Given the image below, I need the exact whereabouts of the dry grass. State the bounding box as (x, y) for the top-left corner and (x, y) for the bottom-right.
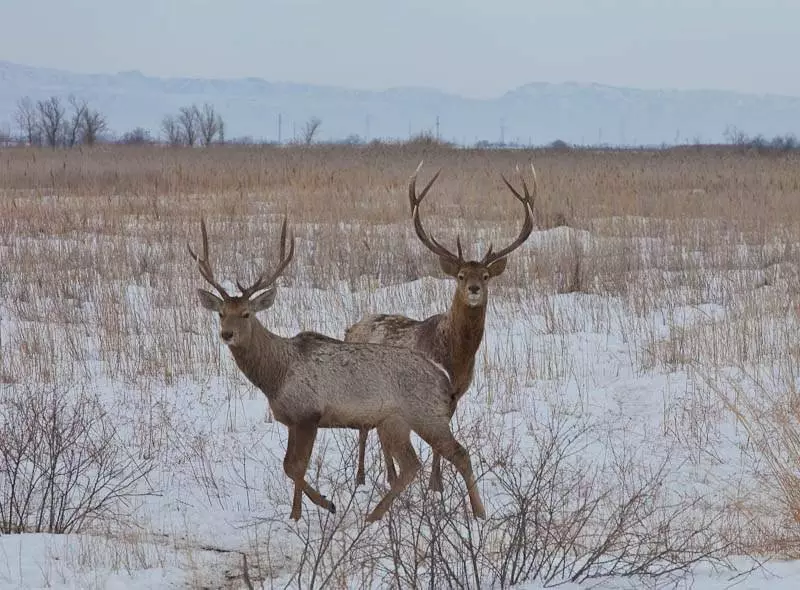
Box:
(2, 143), (800, 584)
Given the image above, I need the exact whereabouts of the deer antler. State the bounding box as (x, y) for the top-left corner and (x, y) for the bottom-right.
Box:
(188, 218), (233, 300)
(409, 161), (464, 264)
(237, 216), (295, 298)
(482, 163), (537, 265)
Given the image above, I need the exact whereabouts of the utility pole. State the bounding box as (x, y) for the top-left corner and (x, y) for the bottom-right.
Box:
(500, 118), (506, 145)
(435, 115), (440, 140)
(365, 114), (370, 141)
(278, 113), (282, 144)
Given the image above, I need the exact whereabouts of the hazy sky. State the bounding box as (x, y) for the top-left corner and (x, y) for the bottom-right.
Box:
(1, 0), (797, 98)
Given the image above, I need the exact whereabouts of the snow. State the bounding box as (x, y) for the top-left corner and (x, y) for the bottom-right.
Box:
(2, 221), (800, 588)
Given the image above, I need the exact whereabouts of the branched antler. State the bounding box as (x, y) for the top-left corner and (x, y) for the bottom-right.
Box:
(409, 161), (464, 264)
(483, 163), (537, 265)
(237, 216), (295, 298)
(188, 218), (232, 299)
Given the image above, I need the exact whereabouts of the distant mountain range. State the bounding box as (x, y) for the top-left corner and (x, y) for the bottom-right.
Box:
(1, 60), (799, 146)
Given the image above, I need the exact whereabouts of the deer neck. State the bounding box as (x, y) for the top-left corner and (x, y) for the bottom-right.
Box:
(445, 295), (486, 393)
(227, 321), (292, 401)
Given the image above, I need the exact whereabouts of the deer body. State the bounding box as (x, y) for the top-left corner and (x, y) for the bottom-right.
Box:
(346, 162), (536, 489)
(190, 217), (485, 523)
(227, 324), (454, 429)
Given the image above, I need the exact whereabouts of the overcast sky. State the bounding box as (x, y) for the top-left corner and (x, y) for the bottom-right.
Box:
(1, 0), (796, 98)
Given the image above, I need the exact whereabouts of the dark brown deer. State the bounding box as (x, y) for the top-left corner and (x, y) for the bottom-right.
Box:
(189, 217), (485, 522)
(345, 162), (536, 489)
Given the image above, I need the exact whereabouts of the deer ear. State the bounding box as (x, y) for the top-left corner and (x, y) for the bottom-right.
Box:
(487, 257), (508, 277)
(197, 289), (224, 312)
(438, 257), (460, 277)
(249, 287), (277, 312)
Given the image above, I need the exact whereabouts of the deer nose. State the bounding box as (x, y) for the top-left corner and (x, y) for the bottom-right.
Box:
(468, 285), (481, 294)
(220, 330), (234, 342)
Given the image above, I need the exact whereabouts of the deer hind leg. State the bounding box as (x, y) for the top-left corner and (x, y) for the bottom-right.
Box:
(417, 423), (486, 519)
(356, 428), (368, 486)
(383, 441), (398, 485)
(365, 419), (421, 523)
(283, 423), (336, 520)
(428, 451), (443, 492)
(357, 427), (398, 487)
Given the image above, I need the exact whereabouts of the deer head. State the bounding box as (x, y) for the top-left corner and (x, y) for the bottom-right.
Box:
(189, 217), (295, 347)
(408, 161), (536, 308)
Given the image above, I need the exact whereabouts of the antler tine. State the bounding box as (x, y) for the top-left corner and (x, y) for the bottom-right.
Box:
(409, 164), (462, 263)
(483, 163), (537, 265)
(240, 216), (296, 298)
(408, 160), (442, 213)
(188, 218), (232, 299)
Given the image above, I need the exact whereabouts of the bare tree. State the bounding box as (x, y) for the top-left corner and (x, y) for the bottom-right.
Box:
(161, 115), (183, 146)
(66, 95), (88, 147)
(196, 103), (224, 146)
(14, 97), (41, 146)
(82, 108), (108, 145)
(178, 106), (198, 146)
(119, 127), (153, 145)
(37, 96), (66, 148)
(302, 116), (322, 145)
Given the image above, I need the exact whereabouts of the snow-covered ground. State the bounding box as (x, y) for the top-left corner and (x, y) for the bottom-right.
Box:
(2, 215), (800, 588)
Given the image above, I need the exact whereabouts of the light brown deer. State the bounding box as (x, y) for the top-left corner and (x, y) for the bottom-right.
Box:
(346, 162), (536, 490)
(189, 217), (485, 522)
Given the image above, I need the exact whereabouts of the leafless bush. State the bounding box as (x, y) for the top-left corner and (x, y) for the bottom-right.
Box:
(249, 415), (730, 589)
(0, 382), (154, 534)
(302, 117), (322, 145)
(119, 127), (154, 145)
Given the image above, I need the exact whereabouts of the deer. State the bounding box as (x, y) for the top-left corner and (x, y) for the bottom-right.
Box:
(188, 216), (486, 523)
(345, 162), (536, 490)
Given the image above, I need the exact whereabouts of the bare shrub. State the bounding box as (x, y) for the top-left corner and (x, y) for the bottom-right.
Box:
(302, 117), (322, 145)
(248, 415), (730, 588)
(119, 127), (154, 145)
(0, 382), (154, 534)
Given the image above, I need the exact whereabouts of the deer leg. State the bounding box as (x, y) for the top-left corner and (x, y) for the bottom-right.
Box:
(428, 451), (443, 492)
(356, 428), (368, 486)
(365, 420), (421, 523)
(383, 441), (398, 486)
(418, 424), (486, 519)
(283, 423), (335, 520)
(283, 426), (304, 520)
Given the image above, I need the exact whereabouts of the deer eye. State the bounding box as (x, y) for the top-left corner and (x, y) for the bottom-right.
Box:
(242, 311), (251, 318)
(482, 272), (490, 281)
(457, 273), (465, 281)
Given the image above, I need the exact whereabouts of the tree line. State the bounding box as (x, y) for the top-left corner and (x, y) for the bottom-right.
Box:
(2, 96), (327, 148)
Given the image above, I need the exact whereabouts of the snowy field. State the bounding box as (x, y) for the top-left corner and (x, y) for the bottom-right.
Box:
(1, 147), (800, 588)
